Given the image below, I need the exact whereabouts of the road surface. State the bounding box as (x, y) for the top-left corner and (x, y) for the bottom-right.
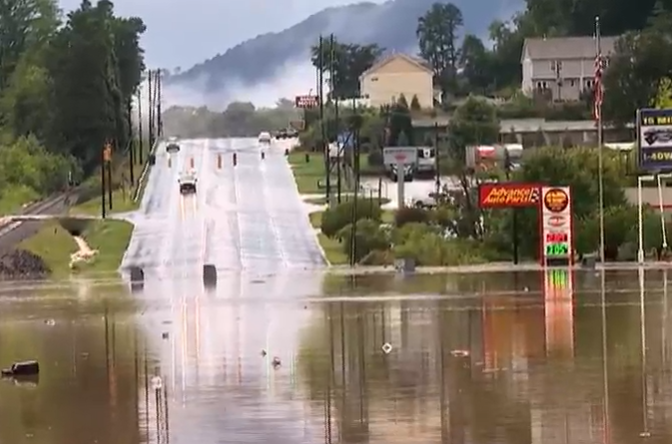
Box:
(121, 138), (326, 279)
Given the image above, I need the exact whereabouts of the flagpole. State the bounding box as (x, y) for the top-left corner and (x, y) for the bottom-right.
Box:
(596, 15), (606, 264)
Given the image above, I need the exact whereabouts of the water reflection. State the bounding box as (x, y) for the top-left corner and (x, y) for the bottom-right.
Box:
(300, 269), (672, 444)
(2, 269), (672, 443)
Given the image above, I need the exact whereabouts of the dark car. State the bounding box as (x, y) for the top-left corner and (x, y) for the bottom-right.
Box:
(644, 128), (672, 145)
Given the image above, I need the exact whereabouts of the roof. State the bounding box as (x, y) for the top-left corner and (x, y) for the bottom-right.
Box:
(360, 53), (433, 79)
(521, 36), (619, 62)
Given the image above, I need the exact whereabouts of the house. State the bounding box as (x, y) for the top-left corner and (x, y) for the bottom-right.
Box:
(359, 53), (435, 108)
(520, 36), (618, 101)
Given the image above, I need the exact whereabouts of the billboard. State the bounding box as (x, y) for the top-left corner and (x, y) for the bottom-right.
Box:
(478, 183), (541, 208)
(295, 95), (319, 108)
(637, 108), (672, 171)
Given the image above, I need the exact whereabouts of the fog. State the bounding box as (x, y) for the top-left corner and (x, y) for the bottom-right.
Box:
(162, 61), (320, 111)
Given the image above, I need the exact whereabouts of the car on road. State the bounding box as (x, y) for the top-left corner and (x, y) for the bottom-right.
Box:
(274, 128), (298, 139)
(166, 141), (180, 153)
(178, 171), (197, 194)
(644, 128), (672, 145)
(258, 132), (271, 143)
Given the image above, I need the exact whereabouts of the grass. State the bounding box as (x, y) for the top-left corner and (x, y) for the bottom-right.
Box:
(0, 185), (39, 215)
(72, 144), (152, 216)
(308, 209), (395, 265)
(287, 151), (372, 194)
(303, 196), (390, 206)
(71, 187), (139, 216)
(19, 219), (134, 278)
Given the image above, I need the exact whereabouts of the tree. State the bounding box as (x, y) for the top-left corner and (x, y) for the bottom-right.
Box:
(602, 28), (672, 126)
(444, 97), (499, 238)
(416, 2), (463, 97)
(43, 0), (145, 172)
(459, 34), (492, 94)
(410, 94), (421, 110)
(310, 38), (383, 99)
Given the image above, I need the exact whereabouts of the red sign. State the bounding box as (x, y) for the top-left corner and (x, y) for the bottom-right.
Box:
(478, 183), (541, 208)
(546, 232), (568, 243)
(295, 95), (319, 108)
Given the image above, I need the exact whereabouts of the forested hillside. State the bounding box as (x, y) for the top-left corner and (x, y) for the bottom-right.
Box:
(0, 0), (145, 211)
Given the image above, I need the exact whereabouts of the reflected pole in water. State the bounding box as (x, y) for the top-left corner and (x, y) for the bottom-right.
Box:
(663, 270), (668, 364)
(340, 302), (347, 432)
(325, 303), (334, 444)
(600, 269), (610, 444)
(144, 339), (150, 439)
(639, 268), (651, 437)
(357, 306), (367, 434)
(439, 304), (448, 442)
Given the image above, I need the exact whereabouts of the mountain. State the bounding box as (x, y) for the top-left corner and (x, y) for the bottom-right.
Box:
(165, 0), (522, 105)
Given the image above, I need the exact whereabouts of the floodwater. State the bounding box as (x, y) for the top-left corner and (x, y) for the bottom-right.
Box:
(1, 269), (672, 444)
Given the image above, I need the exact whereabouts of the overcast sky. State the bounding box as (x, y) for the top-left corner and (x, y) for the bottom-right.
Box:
(58, 0), (386, 70)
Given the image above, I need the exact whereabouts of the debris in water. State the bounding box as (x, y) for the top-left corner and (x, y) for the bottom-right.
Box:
(261, 350), (267, 357)
(272, 357), (281, 368)
(1, 360), (39, 377)
(450, 350), (470, 358)
(162, 332), (169, 339)
(45, 319), (55, 326)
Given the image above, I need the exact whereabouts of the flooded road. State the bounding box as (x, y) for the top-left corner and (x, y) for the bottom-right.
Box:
(1, 269), (672, 443)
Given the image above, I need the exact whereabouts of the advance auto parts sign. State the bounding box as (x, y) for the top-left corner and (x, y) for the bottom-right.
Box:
(541, 186), (573, 262)
(478, 183), (541, 208)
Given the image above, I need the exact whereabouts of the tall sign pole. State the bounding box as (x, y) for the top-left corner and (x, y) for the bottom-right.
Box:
(595, 16), (606, 263)
(330, 34), (342, 204)
(137, 88), (143, 164)
(157, 70), (163, 138)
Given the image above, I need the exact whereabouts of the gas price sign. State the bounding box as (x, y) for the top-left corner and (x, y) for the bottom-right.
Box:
(541, 187), (573, 265)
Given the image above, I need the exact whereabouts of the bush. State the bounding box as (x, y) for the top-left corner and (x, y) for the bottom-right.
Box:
(321, 200), (382, 238)
(367, 150), (384, 167)
(394, 206), (430, 227)
(338, 219), (390, 263)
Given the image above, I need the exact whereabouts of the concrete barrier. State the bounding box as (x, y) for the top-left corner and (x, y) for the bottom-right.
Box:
(203, 264), (217, 287)
(129, 266), (144, 291)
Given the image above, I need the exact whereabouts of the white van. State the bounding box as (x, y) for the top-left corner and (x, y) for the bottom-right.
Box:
(258, 132), (271, 143)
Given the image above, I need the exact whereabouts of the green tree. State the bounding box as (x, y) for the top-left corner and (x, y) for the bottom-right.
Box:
(310, 39), (383, 99)
(459, 34), (492, 94)
(416, 2), (464, 97)
(43, 0), (145, 172)
(602, 27), (672, 126)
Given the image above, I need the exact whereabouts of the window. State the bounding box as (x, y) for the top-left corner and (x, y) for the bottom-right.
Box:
(550, 60), (556, 70)
(569, 79), (575, 87)
(371, 76), (378, 82)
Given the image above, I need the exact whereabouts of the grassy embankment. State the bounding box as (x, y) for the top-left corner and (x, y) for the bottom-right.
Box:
(20, 144), (155, 277)
(287, 151), (377, 194)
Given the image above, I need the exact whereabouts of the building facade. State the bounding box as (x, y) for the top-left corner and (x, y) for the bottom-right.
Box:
(359, 53), (435, 108)
(521, 36), (617, 101)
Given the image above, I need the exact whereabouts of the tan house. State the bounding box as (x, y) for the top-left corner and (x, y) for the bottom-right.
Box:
(359, 53), (435, 108)
(520, 36), (617, 101)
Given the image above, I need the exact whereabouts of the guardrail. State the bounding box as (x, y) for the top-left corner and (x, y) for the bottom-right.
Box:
(132, 138), (160, 203)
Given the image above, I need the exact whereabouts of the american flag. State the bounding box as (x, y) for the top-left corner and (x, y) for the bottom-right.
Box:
(593, 52), (606, 121)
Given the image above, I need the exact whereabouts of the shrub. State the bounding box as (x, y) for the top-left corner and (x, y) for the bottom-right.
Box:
(394, 206), (430, 227)
(410, 95), (421, 111)
(321, 200), (382, 237)
(367, 150), (384, 167)
(337, 219), (389, 263)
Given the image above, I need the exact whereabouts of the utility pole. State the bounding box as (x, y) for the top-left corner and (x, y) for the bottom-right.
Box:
(157, 69), (163, 138)
(318, 36), (329, 205)
(329, 33), (342, 204)
(137, 88), (143, 164)
(434, 122), (440, 197)
(349, 101), (361, 266)
(148, 70), (154, 150)
(128, 100), (134, 185)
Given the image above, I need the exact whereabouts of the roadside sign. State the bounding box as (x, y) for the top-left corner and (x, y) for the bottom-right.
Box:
(337, 131), (353, 149)
(295, 95), (319, 108)
(383, 146), (417, 165)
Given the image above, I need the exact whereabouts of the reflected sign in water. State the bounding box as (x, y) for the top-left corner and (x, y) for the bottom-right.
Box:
(544, 268), (574, 358)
